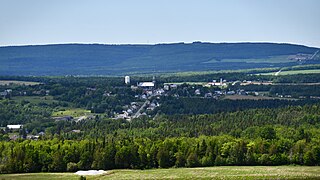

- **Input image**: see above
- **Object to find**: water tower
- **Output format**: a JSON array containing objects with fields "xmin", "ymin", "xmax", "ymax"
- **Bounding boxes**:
[{"xmin": 125, "ymin": 76, "xmax": 130, "ymax": 84}]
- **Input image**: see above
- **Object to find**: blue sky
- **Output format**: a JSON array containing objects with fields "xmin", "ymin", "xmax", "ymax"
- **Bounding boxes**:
[{"xmin": 1, "ymin": 0, "xmax": 320, "ymax": 47}]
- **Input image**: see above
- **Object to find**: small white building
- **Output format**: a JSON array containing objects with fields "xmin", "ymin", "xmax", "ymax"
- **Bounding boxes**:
[{"xmin": 7, "ymin": 124, "xmax": 23, "ymax": 130}]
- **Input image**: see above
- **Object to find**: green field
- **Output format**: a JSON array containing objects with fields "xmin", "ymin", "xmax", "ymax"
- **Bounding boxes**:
[
  {"xmin": 1, "ymin": 166, "xmax": 320, "ymax": 180},
  {"xmin": 262, "ymin": 69, "xmax": 320, "ymax": 76},
  {"xmin": 0, "ymin": 173, "xmax": 79, "ymax": 180},
  {"xmin": 52, "ymin": 108, "xmax": 92, "ymax": 117}
]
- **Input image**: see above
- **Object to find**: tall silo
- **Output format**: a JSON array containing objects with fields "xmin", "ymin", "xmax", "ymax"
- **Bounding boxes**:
[{"xmin": 125, "ymin": 76, "xmax": 130, "ymax": 84}]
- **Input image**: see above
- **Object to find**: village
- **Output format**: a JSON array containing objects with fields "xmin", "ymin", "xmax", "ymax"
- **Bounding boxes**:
[
  {"xmin": 2, "ymin": 75, "xmax": 320, "ymax": 141},
  {"xmin": 112, "ymin": 76, "xmax": 306, "ymax": 120}
]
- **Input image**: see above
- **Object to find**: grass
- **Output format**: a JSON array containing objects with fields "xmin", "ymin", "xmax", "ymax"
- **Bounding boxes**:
[
  {"xmin": 11, "ymin": 96, "xmax": 58, "ymax": 104},
  {"xmin": 52, "ymin": 108, "xmax": 91, "ymax": 117},
  {"xmin": 277, "ymin": 69, "xmax": 320, "ymax": 75},
  {"xmin": 1, "ymin": 166, "xmax": 320, "ymax": 180},
  {"xmin": 0, "ymin": 80, "xmax": 41, "ymax": 86},
  {"xmin": 0, "ymin": 173, "xmax": 79, "ymax": 180}
]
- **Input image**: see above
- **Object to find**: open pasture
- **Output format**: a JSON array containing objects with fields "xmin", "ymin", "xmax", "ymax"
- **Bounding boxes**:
[{"xmin": 1, "ymin": 166, "xmax": 320, "ymax": 180}]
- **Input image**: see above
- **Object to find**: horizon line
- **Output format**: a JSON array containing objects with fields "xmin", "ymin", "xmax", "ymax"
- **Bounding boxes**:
[{"xmin": 1, "ymin": 41, "xmax": 319, "ymax": 49}]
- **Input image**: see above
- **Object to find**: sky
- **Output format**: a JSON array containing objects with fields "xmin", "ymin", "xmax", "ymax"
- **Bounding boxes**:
[{"xmin": 1, "ymin": 0, "xmax": 320, "ymax": 47}]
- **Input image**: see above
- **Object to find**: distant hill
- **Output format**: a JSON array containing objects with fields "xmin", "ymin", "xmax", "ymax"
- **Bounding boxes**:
[{"xmin": 0, "ymin": 42, "xmax": 319, "ymax": 76}]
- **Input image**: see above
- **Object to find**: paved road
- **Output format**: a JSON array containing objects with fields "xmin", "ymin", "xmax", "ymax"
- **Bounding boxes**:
[{"xmin": 132, "ymin": 100, "xmax": 149, "ymax": 119}]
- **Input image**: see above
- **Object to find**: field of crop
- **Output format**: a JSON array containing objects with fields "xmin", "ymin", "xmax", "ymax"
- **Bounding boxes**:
[
  {"xmin": 0, "ymin": 80, "xmax": 41, "ymax": 86},
  {"xmin": 1, "ymin": 166, "xmax": 320, "ymax": 180},
  {"xmin": 262, "ymin": 69, "xmax": 320, "ymax": 76}
]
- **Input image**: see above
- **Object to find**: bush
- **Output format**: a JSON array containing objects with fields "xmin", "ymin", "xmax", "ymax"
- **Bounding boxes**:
[
  {"xmin": 186, "ymin": 153, "xmax": 200, "ymax": 167},
  {"xmin": 67, "ymin": 162, "xmax": 78, "ymax": 172}
]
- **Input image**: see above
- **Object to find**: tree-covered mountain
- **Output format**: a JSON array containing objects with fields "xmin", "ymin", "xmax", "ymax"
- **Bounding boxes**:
[{"xmin": 0, "ymin": 42, "xmax": 319, "ymax": 75}]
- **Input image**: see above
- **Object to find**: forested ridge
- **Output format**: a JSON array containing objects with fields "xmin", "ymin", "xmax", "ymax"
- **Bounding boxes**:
[{"xmin": 1, "ymin": 42, "xmax": 319, "ymax": 75}]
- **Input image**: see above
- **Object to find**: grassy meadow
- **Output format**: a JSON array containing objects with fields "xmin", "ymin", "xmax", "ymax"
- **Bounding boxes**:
[
  {"xmin": 1, "ymin": 166, "xmax": 320, "ymax": 180},
  {"xmin": 52, "ymin": 108, "xmax": 92, "ymax": 117}
]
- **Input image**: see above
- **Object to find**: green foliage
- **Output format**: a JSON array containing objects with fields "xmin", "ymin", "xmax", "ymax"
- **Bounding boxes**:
[
  {"xmin": 67, "ymin": 162, "xmax": 78, "ymax": 172},
  {"xmin": 186, "ymin": 153, "xmax": 200, "ymax": 167}
]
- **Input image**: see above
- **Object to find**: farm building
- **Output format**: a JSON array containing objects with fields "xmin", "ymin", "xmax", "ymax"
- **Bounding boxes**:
[
  {"xmin": 137, "ymin": 76, "xmax": 156, "ymax": 89},
  {"xmin": 138, "ymin": 82, "xmax": 155, "ymax": 88}
]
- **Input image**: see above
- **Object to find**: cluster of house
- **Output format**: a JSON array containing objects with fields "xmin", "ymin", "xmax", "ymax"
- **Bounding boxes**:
[
  {"xmin": 115, "ymin": 98, "xmax": 161, "ymax": 120},
  {"xmin": 3, "ymin": 124, "xmax": 45, "ymax": 140},
  {"xmin": 135, "ymin": 88, "xmax": 165, "ymax": 100},
  {"xmin": 288, "ymin": 53, "xmax": 313, "ymax": 61},
  {"xmin": 206, "ymin": 78, "xmax": 228, "ymax": 87},
  {"xmin": 0, "ymin": 88, "xmax": 51, "ymax": 98},
  {"xmin": 3, "ymin": 123, "xmax": 83, "ymax": 141},
  {"xmin": 116, "ymin": 102, "xmax": 142, "ymax": 120},
  {"xmin": 0, "ymin": 89, "xmax": 12, "ymax": 98},
  {"xmin": 146, "ymin": 100, "xmax": 160, "ymax": 111},
  {"xmin": 114, "ymin": 76, "xmax": 164, "ymax": 120},
  {"xmin": 192, "ymin": 89, "xmax": 258, "ymax": 98}
]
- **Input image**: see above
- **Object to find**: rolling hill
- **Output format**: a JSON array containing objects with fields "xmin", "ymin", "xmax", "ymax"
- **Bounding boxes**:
[{"xmin": 0, "ymin": 42, "xmax": 319, "ymax": 76}]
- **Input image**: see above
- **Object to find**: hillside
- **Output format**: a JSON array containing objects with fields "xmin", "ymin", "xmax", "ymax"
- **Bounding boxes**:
[{"xmin": 0, "ymin": 42, "xmax": 319, "ymax": 76}]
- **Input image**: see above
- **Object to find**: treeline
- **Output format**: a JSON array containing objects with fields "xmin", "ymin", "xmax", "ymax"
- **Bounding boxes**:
[
  {"xmin": 59, "ymin": 104, "xmax": 320, "ymax": 140},
  {"xmin": 228, "ymin": 83, "xmax": 320, "ymax": 98},
  {"xmin": 0, "ymin": 100, "xmax": 52, "ymax": 127},
  {"xmin": 0, "ymin": 133, "xmax": 319, "ymax": 173},
  {"xmin": 269, "ymin": 85, "xmax": 320, "ymax": 97},
  {"xmin": 275, "ymin": 74, "xmax": 320, "ymax": 83},
  {"xmin": 154, "ymin": 97, "xmax": 319, "ymax": 115}
]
